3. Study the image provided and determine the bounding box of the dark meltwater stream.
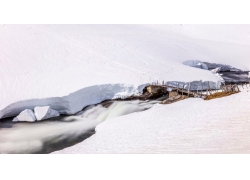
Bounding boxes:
[0,98,166,154]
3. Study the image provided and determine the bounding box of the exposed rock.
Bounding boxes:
[161,95,185,104]
[13,109,37,122]
[169,91,179,99]
[146,85,166,94]
[34,106,60,121]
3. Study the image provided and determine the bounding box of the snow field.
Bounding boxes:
[1,25,250,119]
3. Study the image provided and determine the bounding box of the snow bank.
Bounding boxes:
[0,99,161,153]
[0,83,144,119]
[13,109,36,122]
[54,87,250,154]
[1,25,250,119]
[34,106,59,121]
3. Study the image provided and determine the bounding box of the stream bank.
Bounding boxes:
[0,81,246,154]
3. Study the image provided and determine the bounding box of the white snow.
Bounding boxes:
[13,109,36,122]
[183,60,225,83]
[1,25,250,153]
[54,87,250,154]
[34,106,59,121]
[1,25,250,119]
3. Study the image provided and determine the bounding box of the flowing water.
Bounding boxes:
[0,98,165,154]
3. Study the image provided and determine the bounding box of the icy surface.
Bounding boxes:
[1,25,250,119]
[34,106,59,121]
[13,109,36,122]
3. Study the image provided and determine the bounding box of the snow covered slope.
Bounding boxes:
[1,25,250,118]
[54,87,250,154]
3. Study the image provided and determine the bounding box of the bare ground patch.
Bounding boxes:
[204,91,239,100]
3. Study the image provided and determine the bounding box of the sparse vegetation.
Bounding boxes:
[204,91,239,100]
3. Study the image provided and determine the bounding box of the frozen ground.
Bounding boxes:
[1,25,250,119]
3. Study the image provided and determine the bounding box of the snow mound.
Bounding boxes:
[34,106,60,121]
[13,109,36,122]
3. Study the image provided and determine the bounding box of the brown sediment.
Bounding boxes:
[204,91,239,100]
[161,95,188,104]
[99,100,114,108]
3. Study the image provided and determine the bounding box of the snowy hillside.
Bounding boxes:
[1,25,250,119]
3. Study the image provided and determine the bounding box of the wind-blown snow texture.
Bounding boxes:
[1,25,250,119]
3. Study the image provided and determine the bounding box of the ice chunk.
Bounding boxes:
[34,106,60,121]
[13,109,36,122]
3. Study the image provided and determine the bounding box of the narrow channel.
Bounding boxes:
[0,98,166,154]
